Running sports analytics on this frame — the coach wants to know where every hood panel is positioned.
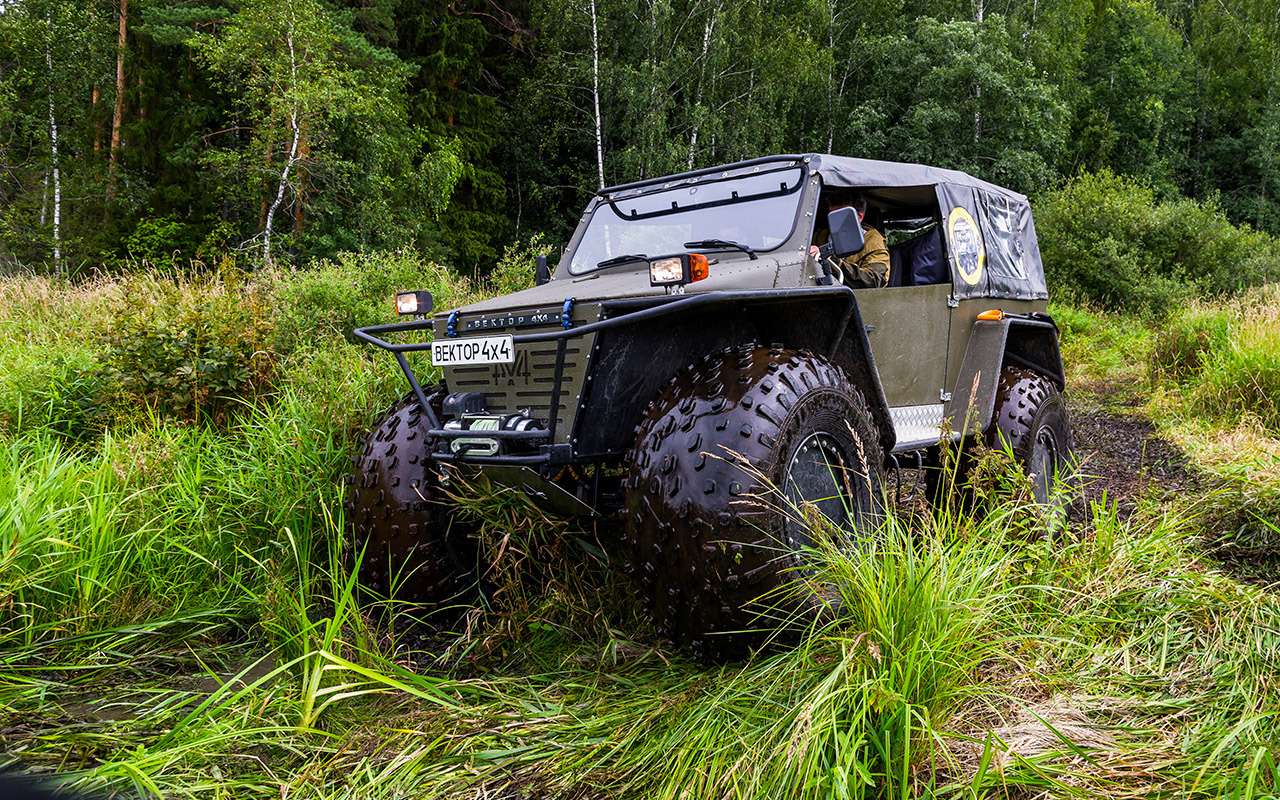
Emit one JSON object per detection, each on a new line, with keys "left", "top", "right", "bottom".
{"left": 449, "top": 268, "right": 666, "bottom": 316}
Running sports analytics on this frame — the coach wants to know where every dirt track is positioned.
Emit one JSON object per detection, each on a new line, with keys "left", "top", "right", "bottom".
{"left": 1069, "top": 404, "right": 1199, "bottom": 517}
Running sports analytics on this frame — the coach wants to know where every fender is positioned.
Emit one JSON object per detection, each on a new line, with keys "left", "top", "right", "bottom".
{"left": 944, "top": 313, "right": 1065, "bottom": 435}
{"left": 573, "top": 288, "right": 895, "bottom": 457}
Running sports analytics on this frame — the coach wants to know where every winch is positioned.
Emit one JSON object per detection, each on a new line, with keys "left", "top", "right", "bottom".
{"left": 442, "top": 412, "right": 544, "bottom": 456}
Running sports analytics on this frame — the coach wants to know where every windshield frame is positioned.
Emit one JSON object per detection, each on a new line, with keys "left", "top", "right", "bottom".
{"left": 565, "top": 159, "right": 811, "bottom": 276}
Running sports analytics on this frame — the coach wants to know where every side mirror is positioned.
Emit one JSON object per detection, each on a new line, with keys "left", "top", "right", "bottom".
{"left": 535, "top": 255, "right": 551, "bottom": 286}
{"left": 828, "top": 206, "right": 865, "bottom": 258}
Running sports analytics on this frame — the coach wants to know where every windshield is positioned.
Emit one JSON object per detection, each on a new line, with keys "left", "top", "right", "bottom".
{"left": 569, "top": 167, "right": 805, "bottom": 274}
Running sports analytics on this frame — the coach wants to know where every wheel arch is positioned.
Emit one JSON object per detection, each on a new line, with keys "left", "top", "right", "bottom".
{"left": 945, "top": 313, "right": 1066, "bottom": 435}
{"left": 573, "top": 291, "right": 895, "bottom": 456}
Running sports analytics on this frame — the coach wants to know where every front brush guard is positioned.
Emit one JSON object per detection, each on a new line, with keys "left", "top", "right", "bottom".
{"left": 353, "top": 287, "right": 857, "bottom": 466}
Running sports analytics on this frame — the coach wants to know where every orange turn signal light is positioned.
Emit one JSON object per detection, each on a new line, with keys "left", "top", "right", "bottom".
{"left": 689, "top": 253, "right": 709, "bottom": 282}
{"left": 976, "top": 308, "right": 1004, "bottom": 321}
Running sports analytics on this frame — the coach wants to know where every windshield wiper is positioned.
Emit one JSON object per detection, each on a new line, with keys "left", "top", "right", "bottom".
{"left": 594, "top": 253, "right": 649, "bottom": 270}
{"left": 683, "top": 239, "right": 758, "bottom": 260}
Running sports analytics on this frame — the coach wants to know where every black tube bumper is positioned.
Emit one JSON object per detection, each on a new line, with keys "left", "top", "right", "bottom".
{"left": 354, "top": 286, "right": 856, "bottom": 467}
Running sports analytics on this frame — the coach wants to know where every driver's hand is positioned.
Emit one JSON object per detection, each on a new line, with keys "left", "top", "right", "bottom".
{"left": 808, "top": 245, "right": 820, "bottom": 258}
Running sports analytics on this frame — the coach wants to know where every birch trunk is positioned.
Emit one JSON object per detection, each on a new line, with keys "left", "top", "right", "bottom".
{"left": 107, "top": 0, "right": 127, "bottom": 201}
{"left": 263, "top": 19, "right": 301, "bottom": 266}
{"left": 45, "top": 29, "right": 62, "bottom": 271}
{"left": 973, "top": 0, "right": 983, "bottom": 144}
{"left": 826, "top": 0, "right": 836, "bottom": 152}
{"left": 589, "top": 0, "right": 605, "bottom": 189}
{"left": 687, "top": 14, "right": 715, "bottom": 169}
{"left": 92, "top": 84, "right": 102, "bottom": 154}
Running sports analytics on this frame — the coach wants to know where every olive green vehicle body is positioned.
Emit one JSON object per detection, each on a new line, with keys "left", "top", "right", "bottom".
{"left": 361, "top": 154, "right": 1064, "bottom": 515}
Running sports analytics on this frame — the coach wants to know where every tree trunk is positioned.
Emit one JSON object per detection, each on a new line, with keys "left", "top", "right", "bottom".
{"left": 686, "top": 13, "right": 715, "bottom": 170}
{"left": 107, "top": 0, "right": 127, "bottom": 202}
{"left": 589, "top": 0, "right": 605, "bottom": 189}
{"left": 92, "top": 84, "right": 102, "bottom": 154}
{"left": 45, "top": 26, "right": 62, "bottom": 272}
{"left": 974, "top": 0, "right": 983, "bottom": 144}
{"left": 40, "top": 172, "right": 49, "bottom": 228}
{"left": 826, "top": 0, "right": 837, "bottom": 153}
{"left": 263, "top": 20, "right": 301, "bottom": 267}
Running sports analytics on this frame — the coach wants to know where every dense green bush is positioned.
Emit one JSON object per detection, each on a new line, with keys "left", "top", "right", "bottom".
{"left": 1148, "top": 286, "right": 1280, "bottom": 432}
{"left": 1037, "top": 171, "right": 1280, "bottom": 313}
{"left": 0, "top": 250, "right": 497, "bottom": 436}
{"left": 103, "top": 273, "right": 275, "bottom": 424}
{"left": 1148, "top": 305, "right": 1233, "bottom": 382}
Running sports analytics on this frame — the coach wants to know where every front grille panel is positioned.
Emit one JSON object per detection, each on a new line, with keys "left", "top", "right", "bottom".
{"left": 438, "top": 305, "right": 598, "bottom": 441}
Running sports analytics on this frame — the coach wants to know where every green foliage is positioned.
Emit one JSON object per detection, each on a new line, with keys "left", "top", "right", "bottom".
{"left": 1036, "top": 170, "right": 1280, "bottom": 312}
{"left": 4, "top": 0, "right": 1280, "bottom": 278}
{"left": 1068, "top": 0, "right": 1191, "bottom": 188}
{"left": 1149, "top": 305, "right": 1233, "bottom": 382}
{"left": 891, "top": 16, "right": 1068, "bottom": 192}
{"left": 484, "top": 234, "right": 548, "bottom": 296}
{"left": 102, "top": 274, "right": 275, "bottom": 423}
{"left": 123, "top": 216, "right": 200, "bottom": 270}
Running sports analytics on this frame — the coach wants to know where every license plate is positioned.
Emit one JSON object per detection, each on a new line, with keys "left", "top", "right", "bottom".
{"left": 431, "top": 335, "right": 515, "bottom": 366}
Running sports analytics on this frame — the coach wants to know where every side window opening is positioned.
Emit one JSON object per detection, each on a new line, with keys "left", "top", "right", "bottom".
{"left": 813, "top": 185, "right": 949, "bottom": 288}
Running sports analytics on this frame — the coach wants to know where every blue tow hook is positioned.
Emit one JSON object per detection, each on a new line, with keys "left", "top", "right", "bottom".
{"left": 561, "top": 297, "right": 576, "bottom": 329}
{"left": 446, "top": 310, "right": 460, "bottom": 337}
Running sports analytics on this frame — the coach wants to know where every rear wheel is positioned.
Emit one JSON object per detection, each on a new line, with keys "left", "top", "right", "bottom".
{"left": 344, "top": 394, "right": 480, "bottom": 623}
{"left": 623, "top": 344, "right": 883, "bottom": 660}
{"left": 987, "top": 366, "right": 1075, "bottom": 505}
{"left": 926, "top": 366, "right": 1074, "bottom": 508}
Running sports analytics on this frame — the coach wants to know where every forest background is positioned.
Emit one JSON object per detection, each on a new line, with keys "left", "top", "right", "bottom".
{"left": 1, "top": 0, "right": 1278, "bottom": 288}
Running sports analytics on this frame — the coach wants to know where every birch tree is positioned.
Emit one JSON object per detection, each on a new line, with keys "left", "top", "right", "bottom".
{"left": 588, "top": 0, "right": 605, "bottom": 188}
{"left": 44, "top": 11, "right": 61, "bottom": 270}
{"left": 195, "top": 0, "right": 417, "bottom": 265}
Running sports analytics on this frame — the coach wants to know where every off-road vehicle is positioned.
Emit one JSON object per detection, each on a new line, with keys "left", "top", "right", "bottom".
{"left": 349, "top": 154, "right": 1072, "bottom": 657}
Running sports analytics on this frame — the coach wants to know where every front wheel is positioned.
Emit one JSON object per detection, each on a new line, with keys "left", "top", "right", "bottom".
{"left": 344, "top": 394, "right": 480, "bottom": 624}
{"left": 623, "top": 344, "right": 884, "bottom": 660}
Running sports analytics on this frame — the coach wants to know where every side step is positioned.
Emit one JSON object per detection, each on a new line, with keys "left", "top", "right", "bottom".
{"left": 889, "top": 403, "right": 958, "bottom": 453}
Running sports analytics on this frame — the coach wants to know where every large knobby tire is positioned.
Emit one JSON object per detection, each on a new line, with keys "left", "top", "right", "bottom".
{"left": 987, "top": 366, "right": 1075, "bottom": 504}
{"left": 344, "top": 394, "right": 480, "bottom": 622}
{"left": 623, "top": 343, "right": 883, "bottom": 660}
{"left": 927, "top": 366, "right": 1075, "bottom": 508}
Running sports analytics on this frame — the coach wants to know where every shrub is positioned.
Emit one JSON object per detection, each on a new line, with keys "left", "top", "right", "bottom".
{"left": 123, "top": 216, "right": 199, "bottom": 270}
{"left": 484, "top": 234, "right": 549, "bottom": 296}
{"left": 1192, "top": 294, "right": 1280, "bottom": 432}
{"left": 1149, "top": 304, "right": 1232, "bottom": 382}
{"left": 102, "top": 272, "right": 275, "bottom": 424}
{"left": 0, "top": 250, "right": 472, "bottom": 431}
{"left": 270, "top": 249, "right": 481, "bottom": 352}
{"left": 1037, "top": 171, "right": 1280, "bottom": 313}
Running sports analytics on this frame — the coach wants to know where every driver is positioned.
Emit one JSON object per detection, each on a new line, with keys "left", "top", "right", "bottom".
{"left": 809, "top": 191, "right": 890, "bottom": 288}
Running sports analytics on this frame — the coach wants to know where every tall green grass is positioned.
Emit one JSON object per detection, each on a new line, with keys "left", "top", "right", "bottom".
{"left": 1, "top": 263, "right": 1278, "bottom": 798}
{"left": 5, "top": 480, "right": 1275, "bottom": 799}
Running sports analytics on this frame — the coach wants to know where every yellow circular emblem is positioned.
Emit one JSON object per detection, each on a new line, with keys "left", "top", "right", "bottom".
{"left": 947, "top": 206, "right": 985, "bottom": 286}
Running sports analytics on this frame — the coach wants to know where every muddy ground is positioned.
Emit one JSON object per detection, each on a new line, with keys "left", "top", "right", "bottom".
{"left": 1070, "top": 404, "right": 1200, "bottom": 517}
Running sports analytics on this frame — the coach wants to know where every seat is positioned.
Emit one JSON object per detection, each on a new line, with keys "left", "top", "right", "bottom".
{"left": 888, "top": 223, "right": 945, "bottom": 287}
